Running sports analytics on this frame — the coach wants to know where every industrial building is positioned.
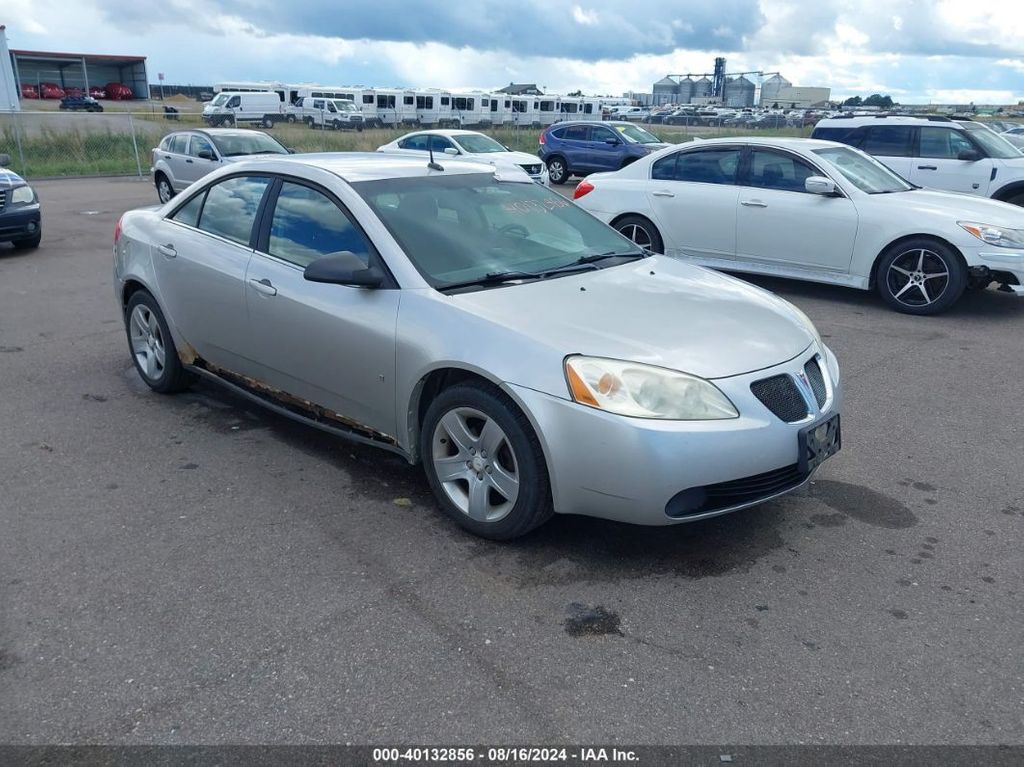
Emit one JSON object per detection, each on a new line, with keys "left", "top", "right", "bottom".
{"left": 651, "top": 59, "right": 830, "bottom": 108}
{"left": 0, "top": 26, "right": 148, "bottom": 109}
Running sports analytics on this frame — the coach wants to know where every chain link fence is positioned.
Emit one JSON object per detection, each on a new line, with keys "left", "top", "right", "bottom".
{"left": 0, "top": 108, "right": 813, "bottom": 179}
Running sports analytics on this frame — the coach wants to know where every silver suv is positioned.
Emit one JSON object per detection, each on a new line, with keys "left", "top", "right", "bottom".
{"left": 151, "top": 129, "right": 290, "bottom": 203}
{"left": 812, "top": 115, "right": 1024, "bottom": 206}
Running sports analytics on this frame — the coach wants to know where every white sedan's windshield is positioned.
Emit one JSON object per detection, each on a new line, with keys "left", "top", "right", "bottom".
{"left": 354, "top": 174, "right": 642, "bottom": 288}
{"left": 454, "top": 134, "right": 507, "bottom": 154}
{"left": 814, "top": 146, "right": 913, "bottom": 194}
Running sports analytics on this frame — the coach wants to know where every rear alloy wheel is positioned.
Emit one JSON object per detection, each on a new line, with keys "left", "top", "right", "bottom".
{"left": 877, "top": 239, "right": 966, "bottom": 315}
{"left": 546, "top": 156, "right": 569, "bottom": 185}
{"left": 156, "top": 174, "right": 175, "bottom": 204}
{"left": 614, "top": 214, "right": 664, "bottom": 254}
{"left": 421, "top": 383, "right": 552, "bottom": 540}
{"left": 124, "top": 291, "right": 194, "bottom": 393}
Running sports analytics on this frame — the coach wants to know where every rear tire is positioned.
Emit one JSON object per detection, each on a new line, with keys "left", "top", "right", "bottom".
{"left": 614, "top": 214, "right": 664, "bottom": 254}
{"left": 420, "top": 382, "right": 553, "bottom": 540}
{"left": 546, "top": 156, "right": 569, "bottom": 185}
{"left": 155, "top": 173, "right": 175, "bottom": 204}
{"left": 286, "top": 114, "right": 297, "bottom": 124}
{"left": 124, "top": 291, "right": 194, "bottom": 394}
{"left": 876, "top": 238, "right": 966, "bottom": 315}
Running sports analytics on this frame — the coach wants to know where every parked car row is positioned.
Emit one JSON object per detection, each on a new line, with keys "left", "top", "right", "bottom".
{"left": 19, "top": 83, "right": 129, "bottom": 100}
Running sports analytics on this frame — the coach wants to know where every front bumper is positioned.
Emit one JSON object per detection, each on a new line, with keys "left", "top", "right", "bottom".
{"left": 509, "top": 344, "right": 842, "bottom": 526}
{"left": 965, "top": 247, "right": 1024, "bottom": 295}
{"left": 0, "top": 204, "right": 41, "bottom": 243}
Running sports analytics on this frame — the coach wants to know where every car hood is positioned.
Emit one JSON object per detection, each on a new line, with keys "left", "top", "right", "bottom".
{"left": 889, "top": 189, "right": 1024, "bottom": 226}
{"left": 452, "top": 256, "right": 814, "bottom": 380}
{"left": 0, "top": 168, "right": 28, "bottom": 189}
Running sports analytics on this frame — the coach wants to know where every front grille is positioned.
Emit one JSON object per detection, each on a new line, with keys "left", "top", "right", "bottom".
{"left": 666, "top": 463, "right": 808, "bottom": 518}
{"left": 519, "top": 163, "right": 542, "bottom": 176}
{"left": 751, "top": 374, "right": 808, "bottom": 423}
{"left": 0, "top": 189, "right": 7, "bottom": 210}
{"left": 804, "top": 358, "right": 827, "bottom": 408}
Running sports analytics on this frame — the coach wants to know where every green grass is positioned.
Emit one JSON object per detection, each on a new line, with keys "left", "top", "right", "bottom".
{"left": 0, "top": 119, "right": 813, "bottom": 178}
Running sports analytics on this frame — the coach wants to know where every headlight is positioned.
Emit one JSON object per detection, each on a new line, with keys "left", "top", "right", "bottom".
{"left": 11, "top": 185, "right": 35, "bottom": 204}
{"left": 959, "top": 221, "right": 1024, "bottom": 248}
{"left": 564, "top": 356, "right": 738, "bottom": 420}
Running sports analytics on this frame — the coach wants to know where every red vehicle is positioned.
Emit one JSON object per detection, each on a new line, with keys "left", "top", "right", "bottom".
{"left": 20, "top": 84, "right": 39, "bottom": 99}
{"left": 64, "top": 86, "right": 84, "bottom": 98}
{"left": 88, "top": 86, "right": 106, "bottom": 99}
{"left": 104, "top": 82, "right": 134, "bottom": 100}
{"left": 39, "top": 82, "right": 66, "bottom": 99}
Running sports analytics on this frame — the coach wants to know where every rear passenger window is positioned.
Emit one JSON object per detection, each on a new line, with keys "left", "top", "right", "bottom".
{"left": 268, "top": 182, "right": 372, "bottom": 269}
{"left": 560, "top": 125, "right": 589, "bottom": 141}
{"left": 655, "top": 149, "right": 740, "bottom": 185}
{"left": 812, "top": 127, "right": 859, "bottom": 145}
{"left": 169, "top": 135, "right": 188, "bottom": 154}
{"left": 861, "top": 126, "right": 913, "bottom": 157}
{"left": 197, "top": 176, "right": 270, "bottom": 246}
{"left": 171, "top": 192, "right": 204, "bottom": 227}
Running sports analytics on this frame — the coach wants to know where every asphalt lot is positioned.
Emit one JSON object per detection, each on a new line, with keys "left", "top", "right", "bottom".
{"left": 1, "top": 176, "right": 1022, "bottom": 745}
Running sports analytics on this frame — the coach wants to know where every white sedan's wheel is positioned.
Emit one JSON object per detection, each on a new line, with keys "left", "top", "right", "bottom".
{"left": 877, "top": 239, "right": 965, "bottom": 315}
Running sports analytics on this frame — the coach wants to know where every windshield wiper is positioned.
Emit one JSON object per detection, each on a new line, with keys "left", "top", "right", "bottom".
{"left": 437, "top": 270, "right": 544, "bottom": 292}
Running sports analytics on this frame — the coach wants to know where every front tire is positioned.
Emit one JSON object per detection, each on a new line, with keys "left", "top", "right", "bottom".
{"left": 876, "top": 239, "right": 966, "bottom": 315}
{"left": 421, "top": 382, "right": 553, "bottom": 540}
{"left": 546, "top": 156, "right": 569, "bottom": 185}
{"left": 124, "top": 291, "right": 194, "bottom": 394}
{"left": 155, "top": 173, "right": 175, "bottom": 204}
{"left": 12, "top": 231, "right": 41, "bottom": 250}
{"left": 614, "top": 214, "right": 664, "bottom": 254}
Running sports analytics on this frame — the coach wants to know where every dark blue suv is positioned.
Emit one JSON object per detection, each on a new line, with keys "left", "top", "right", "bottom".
{"left": 538, "top": 121, "right": 668, "bottom": 184}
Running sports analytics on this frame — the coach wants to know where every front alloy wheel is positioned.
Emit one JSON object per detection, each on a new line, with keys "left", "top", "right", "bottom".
{"left": 877, "top": 239, "right": 965, "bottom": 315}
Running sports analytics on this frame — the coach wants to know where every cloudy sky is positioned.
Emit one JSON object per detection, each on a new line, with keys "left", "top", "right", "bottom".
{"left": 4, "top": 0, "right": 1023, "bottom": 103}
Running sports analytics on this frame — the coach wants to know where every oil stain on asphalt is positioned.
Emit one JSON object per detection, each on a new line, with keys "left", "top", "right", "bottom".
{"left": 564, "top": 603, "right": 623, "bottom": 637}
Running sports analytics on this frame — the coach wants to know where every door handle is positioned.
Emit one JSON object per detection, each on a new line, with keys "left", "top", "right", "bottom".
{"left": 157, "top": 243, "right": 177, "bottom": 258}
{"left": 917, "top": 165, "right": 937, "bottom": 170}
{"left": 185, "top": 158, "right": 193, "bottom": 164}
{"left": 740, "top": 199, "right": 768, "bottom": 207}
{"left": 651, "top": 190, "right": 675, "bottom": 197}
{"left": 249, "top": 278, "right": 277, "bottom": 296}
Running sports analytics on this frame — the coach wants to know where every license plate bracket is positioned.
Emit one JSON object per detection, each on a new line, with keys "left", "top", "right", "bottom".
{"left": 799, "top": 415, "right": 841, "bottom": 474}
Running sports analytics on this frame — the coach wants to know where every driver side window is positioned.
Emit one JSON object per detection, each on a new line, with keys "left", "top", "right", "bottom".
{"left": 267, "top": 182, "right": 372, "bottom": 269}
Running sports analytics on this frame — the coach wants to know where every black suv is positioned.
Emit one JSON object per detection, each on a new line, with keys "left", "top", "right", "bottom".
{"left": 59, "top": 96, "right": 104, "bottom": 113}
{"left": 0, "top": 155, "right": 42, "bottom": 250}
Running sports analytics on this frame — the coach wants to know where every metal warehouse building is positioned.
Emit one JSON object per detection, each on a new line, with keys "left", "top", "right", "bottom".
{"left": 2, "top": 29, "right": 148, "bottom": 107}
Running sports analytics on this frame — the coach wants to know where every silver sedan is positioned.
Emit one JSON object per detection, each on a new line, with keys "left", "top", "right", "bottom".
{"left": 114, "top": 153, "right": 842, "bottom": 539}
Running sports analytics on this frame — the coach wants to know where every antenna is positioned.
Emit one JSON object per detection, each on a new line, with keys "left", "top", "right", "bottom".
{"left": 427, "top": 134, "right": 444, "bottom": 172}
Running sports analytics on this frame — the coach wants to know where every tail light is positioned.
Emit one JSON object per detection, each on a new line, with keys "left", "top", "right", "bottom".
{"left": 114, "top": 216, "right": 123, "bottom": 244}
{"left": 573, "top": 180, "right": 594, "bottom": 200}
{"left": 538, "top": 131, "right": 545, "bottom": 145}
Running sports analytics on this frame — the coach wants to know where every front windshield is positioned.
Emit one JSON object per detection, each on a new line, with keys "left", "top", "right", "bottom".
{"left": 353, "top": 173, "right": 642, "bottom": 289}
{"left": 813, "top": 146, "right": 913, "bottom": 194}
{"left": 333, "top": 100, "right": 358, "bottom": 112}
{"left": 211, "top": 94, "right": 229, "bottom": 107}
{"left": 961, "top": 123, "right": 1020, "bottom": 159}
{"left": 210, "top": 132, "right": 288, "bottom": 157}
{"left": 453, "top": 134, "right": 507, "bottom": 154}
{"left": 614, "top": 124, "right": 662, "bottom": 144}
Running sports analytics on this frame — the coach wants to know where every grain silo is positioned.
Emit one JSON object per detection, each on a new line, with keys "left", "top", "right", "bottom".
{"left": 677, "top": 76, "right": 695, "bottom": 104}
{"left": 759, "top": 73, "right": 791, "bottom": 107}
{"left": 652, "top": 76, "right": 678, "bottom": 106}
{"left": 693, "top": 76, "right": 712, "bottom": 100}
{"left": 723, "top": 75, "right": 755, "bottom": 108}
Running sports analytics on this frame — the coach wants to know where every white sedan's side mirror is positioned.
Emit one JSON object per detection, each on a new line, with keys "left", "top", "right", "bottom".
{"left": 805, "top": 176, "right": 837, "bottom": 195}
{"left": 443, "top": 147, "right": 459, "bottom": 156}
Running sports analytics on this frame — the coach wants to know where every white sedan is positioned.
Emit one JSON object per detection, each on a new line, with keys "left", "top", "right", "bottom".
{"left": 377, "top": 129, "right": 547, "bottom": 184}
{"left": 573, "top": 137, "right": 1024, "bottom": 314}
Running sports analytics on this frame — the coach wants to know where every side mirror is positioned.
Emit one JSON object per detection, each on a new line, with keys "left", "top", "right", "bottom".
{"left": 804, "top": 176, "right": 837, "bottom": 195}
{"left": 304, "top": 255, "right": 384, "bottom": 288}
{"left": 197, "top": 149, "right": 216, "bottom": 161}
{"left": 443, "top": 147, "right": 459, "bottom": 156}
{"left": 605, "top": 137, "right": 621, "bottom": 145}
{"left": 958, "top": 149, "right": 982, "bottom": 162}
{"left": 0, "top": 153, "right": 10, "bottom": 167}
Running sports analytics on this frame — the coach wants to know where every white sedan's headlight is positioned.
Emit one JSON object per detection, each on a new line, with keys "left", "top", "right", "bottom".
{"left": 11, "top": 185, "right": 36, "bottom": 204}
{"left": 959, "top": 221, "right": 1024, "bottom": 248}
{"left": 564, "top": 356, "right": 738, "bottom": 420}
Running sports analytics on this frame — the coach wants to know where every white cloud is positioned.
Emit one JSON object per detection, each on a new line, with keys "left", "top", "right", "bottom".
{"left": 571, "top": 5, "right": 599, "bottom": 25}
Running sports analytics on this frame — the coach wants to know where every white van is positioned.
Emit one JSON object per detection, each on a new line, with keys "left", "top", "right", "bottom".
{"left": 202, "top": 91, "right": 284, "bottom": 127}
{"left": 295, "top": 97, "right": 365, "bottom": 131}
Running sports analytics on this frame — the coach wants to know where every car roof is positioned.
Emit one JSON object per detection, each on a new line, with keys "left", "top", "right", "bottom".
{"left": 401, "top": 129, "right": 485, "bottom": 138}
{"left": 549, "top": 120, "right": 635, "bottom": 128}
{"left": 674, "top": 136, "right": 841, "bottom": 151}
{"left": 816, "top": 115, "right": 972, "bottom": 128}
{"left": 228, "top": 152, "right": 503, "bottom": 182}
